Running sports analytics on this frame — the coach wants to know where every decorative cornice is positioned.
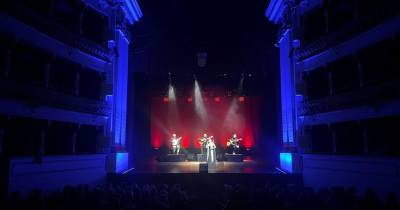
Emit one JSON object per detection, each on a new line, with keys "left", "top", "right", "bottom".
{"left": 265, "top": 0, "right": 286, "bottom": 24}
{"left": 83, "top": 0, "right": 143, "bottom": 25}
{"left": 119, "top": 0, "right": 143, "bottom": 25}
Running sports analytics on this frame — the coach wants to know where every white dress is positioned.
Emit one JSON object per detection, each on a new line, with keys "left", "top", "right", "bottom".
{"left": 206, "top": 140, "right": 216, "bottom": 163}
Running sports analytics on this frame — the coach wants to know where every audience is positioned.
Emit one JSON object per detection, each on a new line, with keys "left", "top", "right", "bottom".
{"left": 3, "top": 182, "right": 399, "bottom": 210}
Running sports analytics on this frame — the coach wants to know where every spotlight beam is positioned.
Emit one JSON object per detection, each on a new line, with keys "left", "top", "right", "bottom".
{"left": 194, "top": 80, "right": 207, "bottom": 120}
{"left": 238, "top": 76, "right": 244, "bottom": 95}
{"left": 168, "top": 85, "right": 176, "bottom": 101}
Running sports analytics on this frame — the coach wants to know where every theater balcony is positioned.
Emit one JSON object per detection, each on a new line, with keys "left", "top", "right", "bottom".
{"left": 1, "top": 0, "right": 110, "bottom": 64}
{"left": 296, "top": 0, "right": 400, "bottom": 62}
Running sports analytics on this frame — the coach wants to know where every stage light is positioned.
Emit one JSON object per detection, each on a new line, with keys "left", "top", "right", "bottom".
{"left": 239, "top": 96, "right": 245, "bottom": 102}
{"left": 194, "top": 80, "right": 207, "bottom": 120}
{"left": 168, "top": 85, "right": 176, "bottom": 101}
{"left": 280, "top": 153, "right": 293, "bottom": 173}
{"left": 238, "top": 77, "right": 244, "bottom": 95}
{"left": 223, "top": 97, "right": 241, "bottom": 137}
{"left": 214, "top": 97, "right": 221, "bottom": 102}
{"left": 187, "top": 97, "right": 193, "bottom": 102}
{"left": 163, "top": 96, "right": 169, "bottom": 102}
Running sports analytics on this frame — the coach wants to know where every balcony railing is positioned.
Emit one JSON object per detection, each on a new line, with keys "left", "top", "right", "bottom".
{"left": 296, "top": 5, "right": 399, "bottom": 61}
{"left": 300, "top": 80, "right": 400, "bottom": 116}
{"left": 2, "top": 1, "right": 110, "bottom": 61}
{"left": 0, "top": 79, "right": 109, "bottom": 116}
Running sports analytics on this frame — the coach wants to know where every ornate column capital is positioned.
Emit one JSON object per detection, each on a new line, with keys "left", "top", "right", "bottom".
{"left": 265, "top": 0, "right": 287, "bottom": 24}
{"left": 118, "top": 0, "right": 143, "bottom": 25}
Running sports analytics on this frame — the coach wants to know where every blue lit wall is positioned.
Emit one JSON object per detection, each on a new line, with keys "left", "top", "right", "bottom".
{"left": 115, "top": 152, "right": 129, "bottom": 173}
{"left": 280, "top": 152, "right": 293, "bottom": 173}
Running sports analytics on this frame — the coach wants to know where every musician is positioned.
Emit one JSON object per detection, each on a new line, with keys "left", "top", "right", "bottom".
{"left": 206, "top": 138, "right": 216, "bottom": 163}
{"left": 226, "top": 133, "right": 242, "bottom": 154}
{"left": 170, "top": 133, "right": 182, "bottom": 154}
{"left": 199, "top": 133, "right": 212, "bottom": 155}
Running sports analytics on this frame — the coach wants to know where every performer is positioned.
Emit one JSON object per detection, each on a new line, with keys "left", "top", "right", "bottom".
{"left": 226, "top": 133, "right": 242, "bottom": 154}
{"left": 199, "top": 133, "right": 213, "bottom": 155}
{"left": 206, "top": 137, "right": 216, "bottom": 163}
{"left": 170, "top": 133, "right": 182, "bottom": 154}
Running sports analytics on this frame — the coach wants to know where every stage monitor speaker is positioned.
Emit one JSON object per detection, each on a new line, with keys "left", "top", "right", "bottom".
{"left": 187, "top": 153, "right": 196, "bottom": 161}
{"left": 162, "top": 154, "right": 185, "bottom": 162}
{"left": 197, "top": 154, "right": 207, "bottom": 162}
{"left": 225, "top": 154, "right": 244, "bottom": 162}
{"left": 199, "top": 163, "right": 208, "bottom": 173}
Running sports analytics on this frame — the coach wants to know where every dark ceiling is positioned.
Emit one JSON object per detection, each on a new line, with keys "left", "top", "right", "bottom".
{"left": 130, "top": 0, "right": 278, "bottom": 79}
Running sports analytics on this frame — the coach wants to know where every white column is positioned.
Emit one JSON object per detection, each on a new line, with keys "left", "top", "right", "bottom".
{"left": 112, "top": 30, "right": 129, "bottom": 147}
{"left": 279, "top": 29, "right": 296, "bottom": 145}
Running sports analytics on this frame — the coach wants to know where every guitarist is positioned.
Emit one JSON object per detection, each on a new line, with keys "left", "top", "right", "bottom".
{"left": 199, "top": 133, "right": 213, "bottom": 155}
{"left": 226, "top": 133, "right": 242, "bottom": 154}
{"left": 170, "top": 133, "right": 182, "bottom": 154}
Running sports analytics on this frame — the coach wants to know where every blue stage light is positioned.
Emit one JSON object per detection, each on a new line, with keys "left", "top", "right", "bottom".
{"left": 280, "top": 152, "right": 293, "bottom": 173}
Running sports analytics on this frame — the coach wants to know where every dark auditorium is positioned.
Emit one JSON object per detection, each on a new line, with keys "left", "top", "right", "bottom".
{"left": 0, "top": 0, "right": 400, "bottom": 209}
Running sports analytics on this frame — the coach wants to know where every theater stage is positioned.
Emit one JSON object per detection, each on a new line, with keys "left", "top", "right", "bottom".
{"left": 113, "top": 169, "right": 302, "bottom": 187}
{"left": 130, "top": 159, "right": 279, "bottom": 174}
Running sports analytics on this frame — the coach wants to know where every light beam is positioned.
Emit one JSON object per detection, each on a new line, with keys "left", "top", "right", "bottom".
{"left": 168, "top": 85, "right": 176, "bottom": 101}
{"left": 194, "top": 80, "right": 207, "bottom": 120}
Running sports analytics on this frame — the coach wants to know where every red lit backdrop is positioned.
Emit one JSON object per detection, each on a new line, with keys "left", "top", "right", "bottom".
{"left": 151, "top": 96, "right": 260, "bottom": 150}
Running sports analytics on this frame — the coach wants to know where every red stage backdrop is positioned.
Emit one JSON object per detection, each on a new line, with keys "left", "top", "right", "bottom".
{"left": 150, "top": 96, "right": 260, "bottom": 150}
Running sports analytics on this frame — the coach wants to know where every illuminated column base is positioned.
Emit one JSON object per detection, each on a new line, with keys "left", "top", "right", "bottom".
{"left": 106, "top": 152, "right": 129, "bottom": 173}
{"left": 279, "top": 152, "right": 302, "bottom": 174}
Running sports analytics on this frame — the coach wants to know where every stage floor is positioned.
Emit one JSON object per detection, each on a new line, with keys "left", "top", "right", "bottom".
{"left": 132, "top": 160, "right": 280, "bottom": 174}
